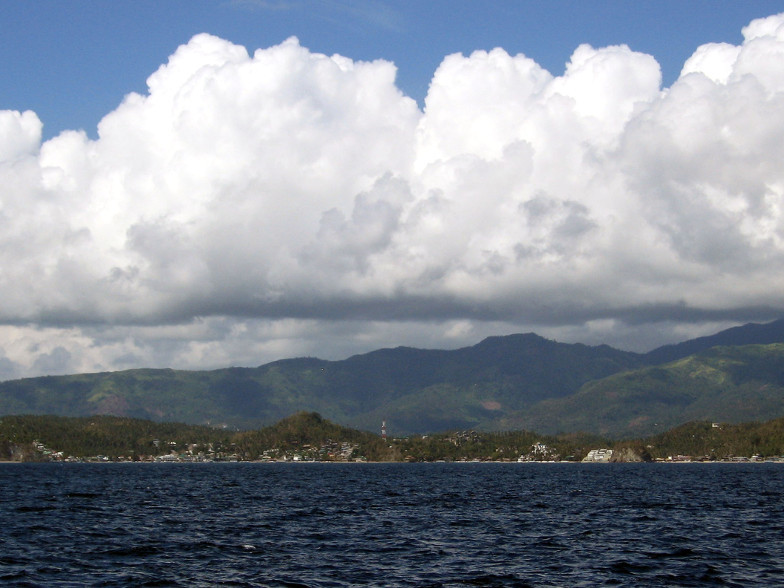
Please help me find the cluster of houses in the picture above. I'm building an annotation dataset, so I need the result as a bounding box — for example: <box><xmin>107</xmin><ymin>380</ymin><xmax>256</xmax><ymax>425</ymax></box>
<box><xmin>517</xmin><ymin>442</ymin><xmax>563</xmax><ymax>462</ymax></box>
<box><xmin>27</xmin><ymin>436</ymin><xmax>784</xmax><ymax>464</ymax></box>
<box><xmin>445</xmin><ymin>430</ymin><xmax>483</xmax><ymax>445</ymax></box>
<box><xmin>30</xmin><ymin>438</ymin><xmax>366</xmax><ymax>463</ymax></box>
<box><xmin>656</xmin><ymin>454</ymin><xmax>784</xmax><ymax>462</ymax></box>
<box><xmin>257</xmin><ymin>441</ymin><xmax>364</xmax><ymax>462</ymax></box>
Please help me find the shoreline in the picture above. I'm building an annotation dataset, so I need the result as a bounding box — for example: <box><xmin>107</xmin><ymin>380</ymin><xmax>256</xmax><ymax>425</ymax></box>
<box><xmin>2</xmin><ymin>458</ymin><xmax>783</xmax><ymax>465</ymax></box>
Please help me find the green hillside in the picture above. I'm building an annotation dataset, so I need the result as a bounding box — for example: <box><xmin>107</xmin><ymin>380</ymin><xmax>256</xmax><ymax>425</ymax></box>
<box><xmin>4</xmin><ymin>412</ymin><xmax>784</xmax><ymax>463</ymax></box>
<box><xmin>638</xmin><ymin>417</ymin><xmax>784</xmax><ymax>460</ymax></box>
<box><xmin>1</xmin><ymin>321</ymin><xmax>783</xmax><ymax>436</ymax></box>
<box><xmin>517</xmin><ymin>344</ymin><xmax>784</xmax><ymax>438</ymax></box>
<box><xmin>0</xmin><ymin>414</ymin><xmax>232</xmax><ymax>461</ymax></box>
<box><xmin>0</xmin><ymin>333</ymin><xmax>643</xmax><ymax>434</ymax></box>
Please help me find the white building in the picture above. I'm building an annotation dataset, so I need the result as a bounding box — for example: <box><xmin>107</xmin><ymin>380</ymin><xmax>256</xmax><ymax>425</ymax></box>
<box><xmin>582</xmin><ymin>448</ymin><xmax>613</xmax><ymax>462</ymax></box>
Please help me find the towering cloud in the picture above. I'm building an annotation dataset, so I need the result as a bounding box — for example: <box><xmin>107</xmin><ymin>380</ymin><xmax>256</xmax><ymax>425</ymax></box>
<box><xmin>1</xmin><ymin>14</ymin><xmax>784</xmax><ymax>378</ymax></box>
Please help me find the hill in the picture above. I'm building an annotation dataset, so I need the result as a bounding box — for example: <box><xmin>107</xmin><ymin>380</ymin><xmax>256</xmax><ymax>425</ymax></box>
<box><xmin>0</xmin><ymin>412</ymin><xmax>386</xmax><ymax>462</ymax></box>
<box><xmin>4</xmin><ymin>412</ymin><xmax>784</xmax><ymax>463</ymax></box>
<box><xmin>0</xmin><ymin>319</ymin><xmax>783</xmax><ymax>436</ymax></box>
<box><xmin>636</xmin><ymin>416</ymin><xmax>784</xmax><ymax>460</ymax></box>
<box><xmin>645</xmin><ymin>318</ymin><xmax>784</xmax><ymax>364</ymax></box>
<box><xmin>516</xmin><ymin>343</ymin><xmax>784</xmax><ymax>438</ymax></box>
<box><xmin>0</xmin><ymin>333</ymin><xmax>643</xmax><ymax>434</ymax></box>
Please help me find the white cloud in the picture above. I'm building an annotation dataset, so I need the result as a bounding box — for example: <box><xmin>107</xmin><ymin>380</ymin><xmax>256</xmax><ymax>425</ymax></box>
<box><xmin>2</xmin><ymin>15</ymin><xmax>784</xmax><ymax>377</ymax></box>
<box><xmin>0</xmin><ymin>110</ymin><xmax>41</xmax><ymax>161</ymax></box>
<box><xmin>680</xmin><ymin>43</ymin><xmax>740</xmax><ymax>84</ymax></box>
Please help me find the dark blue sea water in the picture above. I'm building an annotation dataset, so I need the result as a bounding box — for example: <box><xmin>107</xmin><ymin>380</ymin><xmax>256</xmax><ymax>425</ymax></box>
<box><xmin>1</xmin><ymin>463</ymin><xmax>783</xmax><ymax>587</ymax></box>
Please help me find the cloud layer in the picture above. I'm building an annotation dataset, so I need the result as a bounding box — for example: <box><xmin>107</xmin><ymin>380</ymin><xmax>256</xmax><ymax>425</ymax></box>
<box><xmin>2</xmin><ymin>14</ymin><xmax>784</xmax><ymax>378</ymax></box>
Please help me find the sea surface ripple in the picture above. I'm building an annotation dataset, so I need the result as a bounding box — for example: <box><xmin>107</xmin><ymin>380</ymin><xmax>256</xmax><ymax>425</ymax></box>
<box><xmin>1</xmin><ymin>462</ymin><xmax>783</xmax><ymax>586</ymax></box>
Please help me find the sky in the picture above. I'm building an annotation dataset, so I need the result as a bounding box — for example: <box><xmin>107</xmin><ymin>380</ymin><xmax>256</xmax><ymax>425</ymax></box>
<box><xmin>1</xmin><ymin>1</ymin><xmax>784</xmax><ymax>380</ymax></box>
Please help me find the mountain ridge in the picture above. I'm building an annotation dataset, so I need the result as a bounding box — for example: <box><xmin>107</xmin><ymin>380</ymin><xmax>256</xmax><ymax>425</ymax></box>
<box><xmin>1</xmin><ymin>319</ymin><xmax>783</xmax><ymax>437</ymax></box>
<box><xmin>644</xmin><ymin>318</ymin><xmax>784</xmax><ymax>364</ymax></box>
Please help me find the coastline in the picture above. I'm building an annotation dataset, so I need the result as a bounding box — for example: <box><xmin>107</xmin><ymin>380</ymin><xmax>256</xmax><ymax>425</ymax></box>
<box><xmin>3</xmin><ymin>458</ymin><xmax>783</xmax><ymax>465</ymax></box>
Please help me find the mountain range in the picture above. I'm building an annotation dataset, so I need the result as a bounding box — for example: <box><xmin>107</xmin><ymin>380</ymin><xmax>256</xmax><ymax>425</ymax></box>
<box><xmin>1</xmin><ymin>319</ymin><xmax>784</xmax><ymax>438</ymax></box>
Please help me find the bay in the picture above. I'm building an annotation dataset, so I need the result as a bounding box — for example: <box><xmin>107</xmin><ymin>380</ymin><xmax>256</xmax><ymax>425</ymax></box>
<box><xmin>1</xmin><ymin>462</ymin><xmax>783</xmax><ymax>586</ymax></box>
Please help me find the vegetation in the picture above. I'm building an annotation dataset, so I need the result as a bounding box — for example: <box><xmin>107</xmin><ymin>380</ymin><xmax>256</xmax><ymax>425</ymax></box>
<box><xmin>0</xmin><ymin>414</ymin><xmax>234</xmax><ymax>461</ymax></box>
<box><xmin>639</xmin><ymin>417</ymin><xmax>784</xmax><ymax>460</ymax></box>
<box><xmin>232</xmin><ymin>412</ymin><xmax>390</xmax><ymax>461</ymax></box>
<box><xmin>4</xmin><ymin>412</ymin><xmax>784</xmax><ymax>463</ymax></box>
<box><xmin>0</xmin><ymin>320</ymin><xmax>783</xmax><ymax>437</ymax></box>
<box><xmin>0</xmin><ymin>333</ymin><xmax>647</xmax><ymax>435</ymax></box>
<box><xmin>519</xmin><ymin>343</ymin><xmax>784</xmax><ymax>437</ymax></box>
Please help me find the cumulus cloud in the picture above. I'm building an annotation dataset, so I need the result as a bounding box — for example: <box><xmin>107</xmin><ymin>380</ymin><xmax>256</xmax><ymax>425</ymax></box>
<box><xmin>2</xmin><ymin>14</ymin><xmax>784</xmax><ymax>377</ymax></box>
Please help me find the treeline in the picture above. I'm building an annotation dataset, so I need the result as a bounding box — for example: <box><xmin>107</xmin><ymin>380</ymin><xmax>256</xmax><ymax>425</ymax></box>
<box><xmin>631</xmin><ymin>417</ymin><xmax>784</xmax><ymax>459</ymax></box>
<box><xmin>0</xmin><ymin>412</ymin><xmax>393</xmax><ymax>461</ymax></box>
<box><xmin>0</xmin><ymin>412</ymin><xmax>609</xmax><ymax>462</ymax></box>
<box><xmin>3</xmin><ymin>412</ymin><xmax>784</xmax><ymax>462</ymax></box>
<box><xmin>233</xmin><ymin>412</ymin><xmax>390</xmax><ymax>461</ymax></box>
<box><xmin>391</xmin><ymin>429</ymin><xmax>607</xmax><ymax>462</ymax></box>
<box><xmin>0</xmin><ymin>414</ymin><xmax>235</xmax><ymax>461</ymax></box>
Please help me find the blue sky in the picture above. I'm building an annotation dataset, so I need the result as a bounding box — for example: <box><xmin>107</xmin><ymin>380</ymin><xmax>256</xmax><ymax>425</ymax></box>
<box><xmin>2</xmin><ymin>1</ymin><xmax>784</xmax><ymax>379</ymax></box>
<box><xmin>3</xmin><ymin>1</ymin><xmax>782</xmax><ymax>139</ymax></box>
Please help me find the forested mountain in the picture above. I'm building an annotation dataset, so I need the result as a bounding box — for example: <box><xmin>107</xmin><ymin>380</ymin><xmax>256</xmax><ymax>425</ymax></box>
<box><xmin>510</xmin><ymin>343</ymin><xmax>784</xmax><ymax>438</ymax></box>
<box><xmin>644</xmin><ymin>318</ymin><xmax>784</xmax><ymax>364</ymax></box>
<box><xmin>0</xmin><ymin>333</ymin><xmax>643</xmax><ymax>434</ymax></box>
<box><xmin>0</xmin><ymin>320</ymin><xmax>783</xmax><ymax>436</ymax></box>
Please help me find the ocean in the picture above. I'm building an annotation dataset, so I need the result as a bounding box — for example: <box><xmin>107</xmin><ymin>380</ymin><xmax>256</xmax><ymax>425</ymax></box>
<box><xmin>1</xmin><ymin>462</ymin><xmax>782</xmax><ymax>586</ymax></box>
